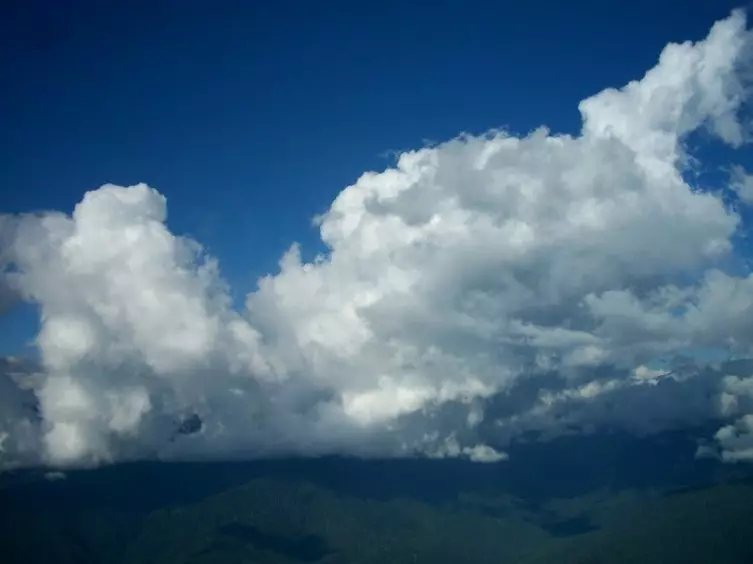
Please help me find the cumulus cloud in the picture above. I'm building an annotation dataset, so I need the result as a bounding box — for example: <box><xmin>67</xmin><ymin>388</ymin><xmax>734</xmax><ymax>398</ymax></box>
<box><xmin>0</xmin><ymin>357</ymin><xmax>43</xmax><ymax>470</ymax></box>
<box><xmin>731</xmin><ymin>164</ymin><xmax>753</xmax><ymax>204</ymax></box>
<box><xmin>1</xmin><ymin>11</ymin><xmax>753</xmax><ymax>469</ymax></box>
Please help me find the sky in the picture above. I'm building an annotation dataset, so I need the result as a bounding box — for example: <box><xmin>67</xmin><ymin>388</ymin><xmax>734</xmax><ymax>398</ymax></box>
<box><xmin>2</xmin><ymin>1</ymin><xmax>753</xmax><ymax>470</ymax></box>
<box><xmin>2</xmin><ymin>0</ymin><xmax>749</xmax><ymax>352</ymax></box>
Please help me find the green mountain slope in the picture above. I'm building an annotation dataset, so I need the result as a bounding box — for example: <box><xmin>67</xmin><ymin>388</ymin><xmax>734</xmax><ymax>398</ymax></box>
<box><xmin>3</xmin><ymin>452</ymin><xmax>753</xmax><ymax>564</ymax></box>
<box><xmin>117</xmin><ymin>477</ymin><xmax>753</xmax><ymax>564</ymax></box>
<box><xmin>123</xmin><ymin>478</ymin><xmax>548</xmax><ymax>564</ymax></box>
<box><xmin>522</xmin><ymin>482</ymin><xmax>753</xmax><ymax>564</ymax></box>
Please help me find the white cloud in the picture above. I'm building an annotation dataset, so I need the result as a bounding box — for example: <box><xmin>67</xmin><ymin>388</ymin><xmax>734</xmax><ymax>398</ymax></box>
<box><xmin>465</xmin><ymin>444</ymin><xmax>508</xmax><ymax>463</ymax></box>
<box><xmin>731</xmin><ymin>164</ymin><xmax>753</xmax><ymax>204</ymax></box>
<box><xmin>712</xmin><ymin>363</ymin><xmax>753</xmax><ymax>461</ymax></box>
<box><xmin>716</xmin><ymin>415</ymin><xmax>753</xmax><ymax>462</ymax></box>
<box><xmin>423</xmin><ymin>433</ymin><xmax>508</xmax><ymax>463</ymax></box>
<box><xmin>1</xmin><ymin>11</ymin><xmax>753</xmax><ymax>469</ymax></box>
<box><xmin>0</xmin><ymin>358</ymin><xmax>43</xmax><ymax>470</ymax></box>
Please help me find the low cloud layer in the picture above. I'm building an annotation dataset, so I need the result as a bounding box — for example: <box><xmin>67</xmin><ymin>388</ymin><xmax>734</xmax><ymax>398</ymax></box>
<box><xmin>2</xmin><ymin>11</ymin><xmax>753</xmax><ymax>470</ymax></box>
<box><xmin>0</xmin><ymin>217</ymin><xmax>21</xmax><ymax>316</ymax></box>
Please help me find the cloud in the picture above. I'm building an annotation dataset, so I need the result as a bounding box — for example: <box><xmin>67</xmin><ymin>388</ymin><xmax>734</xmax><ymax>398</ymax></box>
<box><xmin>1</xmin><ymin>10</ymin><xmax>753</xmax><ymax>469</ymax></box>
<box><xmin>731</xmin><ymin>164</ymin><xmax>753</xmax><ymax>204</ymax></box>
<box><xmin>0</xmin><ymin>216</ymin><xmax>21</xmax><ymax>315</ymax></box>
<box><xmin>426</xmin><ymin>435</ymin><xmax>508</xmax><ymax>463</ymax></box>
<box><xmin>0</xmin><ymin>357</ymin><xmax>43</xmax><ymax>470</ymax></box>
<box><xmin>0</xmin><ymin>278</ymin><xmax>19</xmax><ymax>317</ymax></box>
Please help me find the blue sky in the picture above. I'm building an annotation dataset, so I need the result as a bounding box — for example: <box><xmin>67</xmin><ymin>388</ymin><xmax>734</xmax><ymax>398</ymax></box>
<box><xmin>0</xmin><ymin>0</ymin><xmax>749</xmax><ymax>356</ymax></box>
<box><xmin>4</xmin><ymin>1</ymin><xmax>753</xmax><ymax>469</ymax></box>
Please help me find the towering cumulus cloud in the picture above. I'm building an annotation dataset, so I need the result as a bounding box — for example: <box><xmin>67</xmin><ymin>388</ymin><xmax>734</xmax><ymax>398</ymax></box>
<box><xmin>2</xmin><ymin>11</ymin><xmax>753</xmax><ymax>470</ymax></box>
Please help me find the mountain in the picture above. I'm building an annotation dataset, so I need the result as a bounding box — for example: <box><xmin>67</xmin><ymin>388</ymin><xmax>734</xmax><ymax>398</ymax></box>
<box><xmin>2</xmin><ymin>429</ymin><xmax>753</xmax><ymax>563</ymax></box>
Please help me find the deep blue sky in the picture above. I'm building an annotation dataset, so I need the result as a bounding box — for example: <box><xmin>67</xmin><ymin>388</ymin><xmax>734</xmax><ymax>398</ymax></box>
<box><xmin>0</xmin><ymin>0</ymin><xmax>749</xmax><ymax>355</ymax></box>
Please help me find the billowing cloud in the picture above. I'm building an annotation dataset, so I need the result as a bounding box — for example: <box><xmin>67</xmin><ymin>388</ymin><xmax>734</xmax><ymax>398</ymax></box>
<box><xmin>1</xmin><ymin>11</ymin><xmax>753</xmax><ymax>470</ymax></box>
